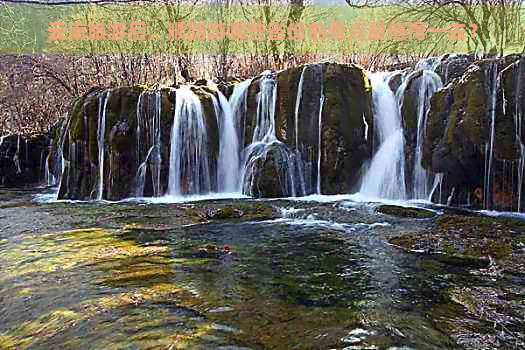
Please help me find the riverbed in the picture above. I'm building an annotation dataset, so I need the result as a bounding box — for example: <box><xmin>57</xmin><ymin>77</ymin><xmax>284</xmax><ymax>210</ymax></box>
<box><xmin>0</xmin><ymin>189</ymin><xmax>524</xmax><ymax>349</ymax></box>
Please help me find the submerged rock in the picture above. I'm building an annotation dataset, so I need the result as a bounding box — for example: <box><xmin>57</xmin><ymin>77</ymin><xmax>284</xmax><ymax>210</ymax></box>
<box><xmin>377</xmin><ymin>204</ymin><xmax>435</xmax><ymax>218</ymax></box>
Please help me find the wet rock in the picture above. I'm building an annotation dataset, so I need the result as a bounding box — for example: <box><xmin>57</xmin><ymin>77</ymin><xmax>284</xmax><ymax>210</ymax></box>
<box><xmin>422</xmin><ymin>55</ymin><xmax>525</xmax><ymax>210</ymax></box>
<box><xmin>377</xmin><ymin>204</ymin><xmax>435</xmax><ymax>218</ymax></box>
<box><xmin>107</xmin><ymin>121</ymin><xmax>135</xmax><ymax>200</ymax></box>
<box><xmin>0</xmin><ymin>133</ymin><xmax>50</xmax><ymax>188</ymax></box>
<box><xmin>243</xmin><ymin>62</ymin><xmax>374</xmax><ymax>197</ymax></box>
<box><xmin>435</xmin><ymin>54</ymin><xmax>477</xmax><ymax>85</ymax></box>
<box><xmin>400</xmin><ymin>68</ymin><xmax>442</xmax><ymax>194</ymax></box>
<box><xmin>204</xmin><ymin>205</ymin><xmax>244</xmax><ymax>219</ymax></box>
<box><xmin>388</xmin><ymin>68</ymin><xmax>411</xmax><ymax>93</ymax></box>
<box><xmin>389</xmin><ymin>214</ymin><xmax>525</xmax><ymax>273</ymax></box>
<box><xmin>57</xmin><ymin>85</ymin><xmax>219</xmax><ymax>200</ymax></box>
<box><xmin>321</xmin><ymin>63</ymin><xmax>374</xmax><ymax>194</ymax></box>
<box><xmin>244</xmin><ymin>142</ymin><xmax>293</xmax><ymax>198</ymax></box>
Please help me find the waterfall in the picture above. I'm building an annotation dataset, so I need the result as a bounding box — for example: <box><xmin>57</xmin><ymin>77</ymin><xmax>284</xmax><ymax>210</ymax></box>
<box><xmin>295</xmin><ymin>67</ymin><xmax>306</xmax><ymax>149</ymax></box>
<box><xmin>395</xmin><ymin>68</ymin><xmax>442</xmax><ymax>200</ymax></box>
<box><xmin>361</xmin><ymin>60</ymin><xmax>442</xmax><ymax>201</ymax></box>
<box><xmin>134</xmin><ymin>147</ymin><xmax>154</xmax><ymax>197</ymax></box>
<box><xmin>360</xmin><ymin>72</ymin><xmax>406</xmax><ymax>199</ymax></box>
<box><xmin>239</xmin><ymin>72</ymin><xmax>278</xmax><ymax>194</ymax></box>
<box><xmin>151</xmin><ymin>90</ymin><xmax>162</xmax><ymax>196</ymax></box>
<box><xmin>96</xmin><ymin>91</ymin><xmax>109</xmax><ymax>201</ymax></box>
<box><xmin>412</xmin><ymin>70</ymin><xmax>442</xmax><ymax>199</ymax></box>
<box><xmin>483</xmin><ymin>63</ymin><xmax>499</xmax><ymax>209</ymax></box>
<box><xmin>501</xmin><ymin>58</ymin><xmax>525</xmax><ymax>211</ymax></box>
<box><xmin>44</xmin><ymin>153</ymin><xmax>57</xmax><ymax>186</ymax></box>
<box><xmin>167</xmin><ymin>86</ymin><xmax>211</xmax><ymax>196</ymax></box>
<box><xmin>212</xmin><ymin>90</ymin><xmax>240</xmax><ymax>192</ymax></box>
<box><xmin>517</xmin><ymin>58</ymin><xmax>524</xmax><ymax>211</ymax></box>
<box><xmin>253</xmin><ymin>72</ymin><xmax>278</xmax><ymax>143</ymax></box>
<box><xmin>316</xmin><ymin>85</ymin><xmax>325</xmax><ymax>195</ymax></box>
<box><xmin>229</xmin><ymin>78</ymin><xmax>253</xmax><ymax>148</ymax></box>
<box><xmin>293</xmin><ymin>67</ymin><xmax>308</xmax><ymax>196</ymax></box>
<box><xmin>239</xmin><ymin>71</ymin><xmax>306</xmax><ymax>197</ymax></box>
<box><xmin>134</xmin><ymin>90</ymin><xmax>162</xmax><ymax>197</ymax></box>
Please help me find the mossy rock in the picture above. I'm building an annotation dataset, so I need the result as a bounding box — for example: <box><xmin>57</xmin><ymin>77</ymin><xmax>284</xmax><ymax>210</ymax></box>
<box><xmin>0</xmin><ymin>134</ymin><xmax>50</xmax><ymax>188</ymax></box>
<box><xmin>422</xmin><ymin>83</ymin><xmax>455</xmax><ymax>172</ymax></box>
<box><xmin>243</xmin><ymin>63</ymin><xmax>373</xmax><ymax>197</ymax></box>
<box><xmin>191</xmin><ymin>202</ymin><xmax>276</xmax><ymax>221</ymax></box>
<box><xmin>422</xmin><ymin>55</ymin><xmax>525</xmax><ymax>209</ymax></box>
<box><xmin>320</xmin><ymin>63</ymin><xmax>373</xmax><ymax>194</ymax></box>
<box><xmin>377</xmin><ymin>204</ymin><xmax>435</xmax><ymax>218</ymax></box>
<box><xmin>58</xmin><ymin>83</ymin><xmax>225</xmax><ymax>200</ymax></box>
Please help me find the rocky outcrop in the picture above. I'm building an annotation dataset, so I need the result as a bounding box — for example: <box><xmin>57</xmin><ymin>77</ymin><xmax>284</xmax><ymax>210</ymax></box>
<box><xmin>56</xmin><ymin>85</ymin><xmax>222</xmax><ymax>201</ymax></box>
<box><xmin>399</xmin><ymin>69</ymin><xmax>442</xmax><ymax>194</ymax></box>
<box><xmin>0</xmin><ymin>133</ymin><xmax>50</xmax><ymax>188</ymax></box>
<box><xmin>243</xmin><ymin>63</ymin><xmax>374</xmax><ymax>197</ymax></box>
<box><xmin>423</xmin><ymin>55</ymin><xmax>525</xmax><ymax>210</ymax></box>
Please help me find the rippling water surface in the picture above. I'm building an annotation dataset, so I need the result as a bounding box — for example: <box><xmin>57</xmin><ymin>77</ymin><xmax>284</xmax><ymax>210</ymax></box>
<box><xmin>0</xmin><ymin>190</ymin><xmax>524</xmax><ymax>349</ymax></box>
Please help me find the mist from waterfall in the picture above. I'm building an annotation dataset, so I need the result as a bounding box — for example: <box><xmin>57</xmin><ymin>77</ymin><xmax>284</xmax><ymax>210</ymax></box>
<box><xmin>359</xmin><ymin>72</ymin><xmax>406</xmax><ymax>200</ymax></box>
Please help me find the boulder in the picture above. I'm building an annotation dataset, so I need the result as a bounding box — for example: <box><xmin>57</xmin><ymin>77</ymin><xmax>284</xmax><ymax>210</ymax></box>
<box><xmin>57</xmin><ymin>85</ymin><xmax>220</xmax><ymax>200</ymax></box>
<box><xmin>242</xmin><ymin>62</ymin><xmax>374</xmax><ymax>197</ymax></box>
<box><xmin>0</xmin><ymin>133</ymin><xmax>49</xmax><ymax>188</ymax></box>
<box><xmin>422</xmin><ymin>55</ymin><xmax>525</xmax><ymax>210</ymax></box>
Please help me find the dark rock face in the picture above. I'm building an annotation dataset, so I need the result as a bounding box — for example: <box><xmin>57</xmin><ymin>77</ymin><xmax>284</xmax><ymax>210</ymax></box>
<box><xmin>0</xmin><ymin>134</ymin><xmax>50</xmax><ymax>188</ymax></box>
<box><xmin>434</xmin><ymin>54</ymin><xmax>478</xmax><ymax>86</ymax></box>
<box><xmin>400</xmin><ymin>69</ymin><xmax>442</xmax><ymax>195</ymax></box>
<box><xmin>56</xmin><ymin>85</ymin><xmax>221</xmax><ymax>201</ymax></box>
<box><xmin>423</xmin><ymin>55</ymin><xmax>525</xmax><ymax>211</ymax></box>
<box><xmin>321</xmin><ymin>63</ymin><xmax>374</xmax><ymax>194</ymax></box>
<box><xmin>245</xmin><ymin>142</ymin><xmax>294</xmax><ymax>198</ymax></box>
<box><xmin>243</xmin><ymin>62</ymin><xmax>374</xmax><ymax>197</ymax></box>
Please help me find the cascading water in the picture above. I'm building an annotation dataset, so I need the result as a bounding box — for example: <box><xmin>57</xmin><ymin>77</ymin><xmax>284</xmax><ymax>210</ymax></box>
<box><xmin>239</xmin><ymin>72</ymin><xmax>278</xmax><ymax>194</ymax></box>
<box><xmin>252</xmin><ymin>72</ymin><xmax>278</xmax><ymax>143</ymax></box>
<box><xmin>239</xmin><ymin>71</ymin><xmax>307</xmax><ymax>197</ymax></box>
<box><xmin>167</xmin><ymin>86</ymin><xmax>211</xmax><ymax>196</ymax></box>
<box><xmin>412</xmin><ymin>70</ymin><xmax>442</xmax><ymax>200</ymax></box>
<box><xmin>360</xmin><ymin>72</ymin><xmax>406</xmax><ymax>200</ymax></box>
<box><xmin>316</xmin><ymin>85</ymin><xmax>325</xmax><ymax>195</ymax></box>
<box><xmin>96</xmin><ymin>91</ymin><xmax>109</xmax><ymax>201</ymax></box>
<box><xmin>44</xmin><ymin>153</ymin><xmax>57</xmax><ymax>186</ymax></box>
<box><xmin>229</xmin><ymin>78</ymin><xmax>253</xmax><ymax>149</ymax></box>
<box><xmin>151</xmin><ymin>90</ymin><xmax>162</xmax><ymax>196</ymax></box>
<box><xmin>516</xmin><ymin>58</ymin><xmax>524</xmax><ymax>211</ymax></box>
<box><xmin>395</xmin><ymin>67</ymin><xmax>443</xmax><ymax>200</ymax></box>
<box><xmin>295</xmin><ymin>66</ymin><xmax>306</xmax><ymax>149</ymax></box>
<box><xmin>362</xmin><ymin>60</ymin><xmax>442</xmax><ymax>201</ymax></box>
<box><xmin>292</xmin><ymin>67</ymin><xmax>309</xmax><ymax>196</ymax></box>
<box><xmin>483</xmin><ymin>62</ymin><xmax>499</xmax><ymax>209</ymax></box>
<box><xmin>134</xmin><ymin>90</ymin><xmax>162</xmax><ymax>197</ymax></box>
<box><xmin>134</xmin><ymin>146</ymin><xmax>154</xmax><ymax>198</ymax></box>
<box><xmin>212</xmin><ymin>90</ymin><xmax>240</xmax><ymax>193</ymax></box>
